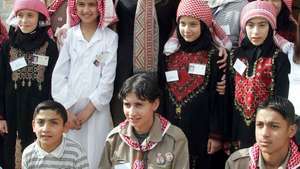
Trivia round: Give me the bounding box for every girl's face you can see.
[76,0,99,25]
[16,9,39,33]
[123,92,159,134]
[246,17,270,46]
[263,0,282,15]
[179,16,201,42]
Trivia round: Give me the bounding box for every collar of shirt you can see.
[73,24,102,44]
[35,136,66,159]
[258,149,291,169]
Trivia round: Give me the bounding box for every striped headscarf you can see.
[68,0,118,29]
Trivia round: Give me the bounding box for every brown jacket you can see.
[99,114,189,169]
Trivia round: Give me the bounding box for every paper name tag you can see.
[233,59,247,76]
[114,163,131,169]
[165,70,179,82]
[33,54,49,66]
[188,63,206,75]
[10,57,27,71]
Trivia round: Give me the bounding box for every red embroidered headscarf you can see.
[68,0,118,29]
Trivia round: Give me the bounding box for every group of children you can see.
[0,0,299,168]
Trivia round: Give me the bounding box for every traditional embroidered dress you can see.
[162,1,228,168]
[0,0,58,168]
[99,114,189,169]
[111,0,181,125]
[229,1,290,149]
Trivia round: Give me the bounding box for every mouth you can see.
[258,140,271,147]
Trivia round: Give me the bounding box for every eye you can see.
[123,102,130,108]
[36,120,45,126]
[256,122,264,128]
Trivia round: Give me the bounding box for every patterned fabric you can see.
[119,115,170,169]
[163,0,232,56]
[48,0,65,15]
[9,42,48,91]
[207,0,241,8]
[68,0,118,29]
[249,140,300,169]
[234,55,276,125]
[133,0,159,73]
[0,19,8,46]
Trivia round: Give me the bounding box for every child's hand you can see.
[55,24,69,47]
[207,138,222,154]
[216,74,226,95]
[67,111,80,130]
[0,120,8,135]
[76,102,96,127]
[217,47,228,69]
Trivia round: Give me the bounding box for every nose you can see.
[127,106,137,117]
[41,122,50,132]
[261,126,270,138]
[252,25,259,35]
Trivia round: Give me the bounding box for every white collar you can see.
[35,136,66,159]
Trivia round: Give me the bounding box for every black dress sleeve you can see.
[274,51,290,98]
[0,41,10,119]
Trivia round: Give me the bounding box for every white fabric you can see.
[288,50,300,116]
[52,24,118,169]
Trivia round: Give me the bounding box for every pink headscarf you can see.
[13,0,50,22]
[164,0,232,55]
[0,18,8,46]
[68,0,118,29]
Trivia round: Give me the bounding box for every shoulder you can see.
[227,148,250,162]
[64,136,87,156]
[165,124,187,143]
[106,125,121,140]
[22,142,37,159]
[102,27,118,37]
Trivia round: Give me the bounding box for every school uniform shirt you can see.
[288,54,300,116]
[99,114,189,169]
[22,135,89,169]
[229,36,290,149]
[51,24,118,169]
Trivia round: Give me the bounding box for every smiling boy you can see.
[22,100,89,169]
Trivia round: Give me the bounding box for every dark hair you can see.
[33,100,68,124]
[118,73,161,103]
[277,2,296,32]
[257,96,296,124]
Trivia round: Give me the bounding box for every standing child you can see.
[229,0,290,150]
[51,0,118,168]
[0,0,58,168]
[162,0,228,168]
[22,100,89,169]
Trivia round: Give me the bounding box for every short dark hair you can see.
[118,73,161,103]
[33,100,68,124]
[257,96,296,124]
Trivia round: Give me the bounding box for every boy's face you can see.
[179,16,201,42]
[76,0,99,25]
[123,92,159,134]
[255,108,296,156]
[32,109,67,153]
[262,0,282,15]
[245,17,270,46]
[16,9,39,34]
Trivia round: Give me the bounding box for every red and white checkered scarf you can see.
[249,140,300,169]
[48,0,65,16]
[164,0,232,55]
[68,0,118,29]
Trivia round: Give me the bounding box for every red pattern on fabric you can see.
[48,0,65,15]
[133,160,145,169]
[167,51,208,102]
[249,141,300,169]
[234,57,273,124]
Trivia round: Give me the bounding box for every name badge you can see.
[10,57,27,71]
[233,59,247,76]
[114,163,131,169]
[165,70,179,82]
[188,63,206,75]
[33,54,49,66]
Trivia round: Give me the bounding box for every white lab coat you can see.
[52,24,118,169]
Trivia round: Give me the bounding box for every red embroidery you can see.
[234,57,273,125]
[166,51,209,102]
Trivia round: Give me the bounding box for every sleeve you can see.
[274,51,290,98]
[21,148,29,169]
[171,127,189,169]
[75,147,90,169]
[0,42,9,119]
[99,137,114,169]
[88,31,118,111]
[51,30,75,109]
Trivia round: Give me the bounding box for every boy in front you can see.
[22,100,89,169]
[226,96,300,169]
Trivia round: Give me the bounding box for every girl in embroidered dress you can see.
[228,0,290,151]
[0,0,58,168]
[100,73,189,169]
[51,0,118,168]
[161,0,229,168]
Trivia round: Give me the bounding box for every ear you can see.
[152,98,160,112]
[32,120,36,132]
[288,124,297,138]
